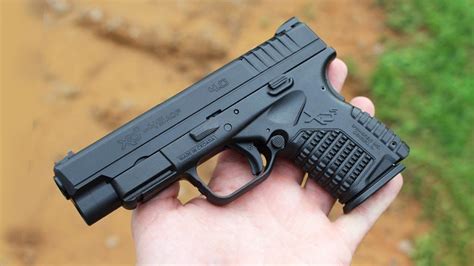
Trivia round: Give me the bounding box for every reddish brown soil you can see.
[1,1,428,265]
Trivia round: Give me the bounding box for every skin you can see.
[132,59,403,265]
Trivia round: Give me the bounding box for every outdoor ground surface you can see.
[1,0,430,265]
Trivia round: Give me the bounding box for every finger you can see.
[155,182,180,201]
[334,174,403,252]
[350,96,375,116]
[304,96,375,214]
[207,149,254,195]
[136,182,181,211]
[132,182,181,232]
[328,58,348,92]
[303,179,335,214]
[267,157,305,185]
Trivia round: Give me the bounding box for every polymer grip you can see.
[289,107,409,213]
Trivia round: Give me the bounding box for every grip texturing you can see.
[293,129,373,199]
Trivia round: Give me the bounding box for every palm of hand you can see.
[132,59,403,264]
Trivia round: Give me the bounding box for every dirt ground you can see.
[1,0,428,265]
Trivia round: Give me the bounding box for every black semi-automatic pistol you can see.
[54,17,409,225]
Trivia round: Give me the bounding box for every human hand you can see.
[132,59,403,264]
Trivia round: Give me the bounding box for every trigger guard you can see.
[227,142,264,175]
[185,135,285,205]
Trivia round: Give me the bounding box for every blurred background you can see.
[1,0,472,265]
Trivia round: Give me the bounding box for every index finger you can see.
[328,58,348,92]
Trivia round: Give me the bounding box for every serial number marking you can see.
[178,135,217,161]
[351,124,381,151]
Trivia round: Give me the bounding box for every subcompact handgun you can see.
[53,17,409,225]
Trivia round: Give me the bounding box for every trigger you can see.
[228,142,264,175]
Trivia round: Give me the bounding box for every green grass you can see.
[372,0,474,265]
